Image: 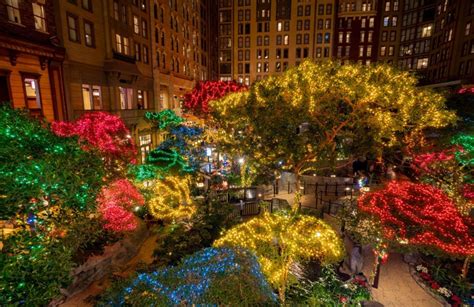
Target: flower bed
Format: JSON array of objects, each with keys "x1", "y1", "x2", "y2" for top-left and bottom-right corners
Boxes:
[{"x1": 413, "y1": 264, "x2": 469, "y2": 307}]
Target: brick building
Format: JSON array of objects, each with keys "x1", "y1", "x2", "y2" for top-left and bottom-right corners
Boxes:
[{"x1": 0, "y1": 0, "x2": 67, "y2": 121}]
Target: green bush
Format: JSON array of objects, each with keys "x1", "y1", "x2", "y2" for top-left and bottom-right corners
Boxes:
[
  {"x1": 287, "y1": 266, "x2": 371, "y2": 306},
  {"x1": 0, "y1": 231, "x2": 74, "y2": 306},
  {"x1": 97, "y1": 247, "x2": 278, "y2": 306}
]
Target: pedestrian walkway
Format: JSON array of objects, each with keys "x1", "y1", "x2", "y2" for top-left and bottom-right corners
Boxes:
[
  {"x1": 273, "y1": 189, "x2": 441, "y2": 307},
  {"x1": 362, "y1": 252, "x2": 442, "y2": 307}
]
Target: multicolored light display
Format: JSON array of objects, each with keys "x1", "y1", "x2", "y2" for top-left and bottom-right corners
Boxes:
[{"x1": 183, "y1": 80, "x2": 247, "y2": 115}]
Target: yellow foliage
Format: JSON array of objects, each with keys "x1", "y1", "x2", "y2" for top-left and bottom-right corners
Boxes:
[
  {"x1": 147, "y1": 176, "x2": 196, "y2": 222},
  {"x1": 214, "y1": 212, "x2": 344, "y2": 300}
]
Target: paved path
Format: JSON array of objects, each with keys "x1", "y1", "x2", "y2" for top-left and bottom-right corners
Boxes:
[
  {"x1": 362, "y1": 252, "x2": 442, "y2": 307},
  {"x1": 61, "y1": 234, "x2": 159, "y2": 307},
  {"x1": 275, "y1": 191, "x2": 441, "y2": 307}
]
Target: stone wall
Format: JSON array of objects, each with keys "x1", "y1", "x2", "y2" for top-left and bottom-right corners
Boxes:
[{"x1": 50, "y1": 223, "x2": 149, "y2": 306}]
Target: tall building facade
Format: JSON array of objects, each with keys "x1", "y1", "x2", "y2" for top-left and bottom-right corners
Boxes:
[
  {"x1": 52, "y1": 0, "x2": 212, "y2": 163},
  {"x1": 218, "y1": 0, "x2": 337, "y2": 84},
  {"x1": 217, "y1": 0, "x2": 474, "y2": 88},
  {"x1": 0, "y1": 0, "x2": 67, "y2": 121}
]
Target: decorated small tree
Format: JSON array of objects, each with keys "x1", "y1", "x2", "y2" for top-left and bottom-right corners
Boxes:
[
  {"x1": 214, "y1": 212, "x2": 344, "y2": 302},
  {"x1": 352, "y1": 181, "x2": 474, "y2": 285},
  {"x1": 97, "y1": 247, "x2": 277, "y2": 306}
]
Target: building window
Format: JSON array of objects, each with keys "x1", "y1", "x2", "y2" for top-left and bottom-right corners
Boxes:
[
  {"x1": 32, "y1": 3, "x2": 47, "y2": 32},
  {"x1": 142, "y1": 19, "x2": 148, "y2": 38},
  {"x1": 277, "y1": 21, "x2": 282, "y2": 31},
  {"x1": 113, "y1": 0, "x2": 119, "y2": 20},
  {"x1": 22, "y1": 75, "x2": 42, "y2": 115},
  {"x1": 119, "y1": 87, "x2": 134, "y2": 109},
  {"x1": 383, "y1": 17, "x2": 390, "y2": 27},
  {"x1": 137, "y1": 90, "x2": 149, "y2": 109},
  {"x1": 135, "y1": 43, "x2": 141, "y2": 61},
  {"x1": 84, "y1": 20, "x2": 95, "y2": 47},
  {"x1": 361, "y1": 18, "x2": 366, "y2": 28},
  {"x1": 359, "y1": 46, "x2": 364, "y2": 57},
  {"x1": 82, "y1": 84, "x2": 101, "y2": 110},
  {"x1": 466, "y1": 23, "x2": 471, "y2": 36},
  {"x1": 416, "y1": 58, "x2": 428, "y2": 69},
  {"x1": 133, "y1": 15, "x2": 140, "y2": 34},
  {"x1": 82, "y1": 0, "x2": 92, "y2": 11},
  {"x1": 380, "y1": 46, "x2": 386, "y2": 56},
  {"x1": 367, "y1": 46, "x2": 372, "y2": 57},
  {"x1": 67, "y1": 13, "x2": 80, "y2": 42},
  {"x1": 346, "y1": 32, "x2": 351, "y2": 43},
  {"x1": 115, "y1": 34, "x2": 129, "y2": 55},
  {"x1": 369, "y1": 17, "x2": 375, "y2": 28},
  {"x1": 421, "y1": 24, "x2": 433, "y2": 37},
  {"x1": 6, "y1": 0, "x2": 21, "y2": 24},
  {"x1": 385, "y1": 1, "x2": 390, "y2": 11},
  {"x1": 143, "y1": 46, "x2": 149, "y2": 63},
  {"x1": 388, "y1": 46, "x2": 394, "y2": 56},
  {"x1": 139, "y1": 134, "x2": 152, "y2": 163}
]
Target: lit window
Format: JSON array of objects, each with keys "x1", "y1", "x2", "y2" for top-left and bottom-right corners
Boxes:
[
  {"x1": 359, "y1": 46, "x2": 364, "y2": 57},
  {"x1": 346, "y1": 32, "x2": 351, "y2": 43},
  {"x1": 139, "y1": 134, "x2": 151, "y2": 163},
  {"x1": 380, "y1": 46, "x2": 386, "y2": 56},
  {"x1": 113, "y1": 0, "x2": 119, "y2": 20},
  {"x1": 367, "y1": 46, "x2": 372, "y2": 57},
  {"x1": 369, "y1": 17, "x2": 375, "y2": 28},
  {"x1": 115, "y1": 34, "x2": 129, "y2": 55},
  {"x1": 416, "y1": 58, "x2": 428, "y2": 69},
  {"x1": 137, "y1": 90, "x2": 149, "y2": 109},
  {"x1": 466, "y1": 23, "x2": 471, "y2": 36},
  {"x1": 133, "y1": 16, "x2": 140, "y2": 34},
  {"x1": 84, "y1": 20, "x2": 95, "y2": 47},
  {"x1": 67, "y1": 14, "x2": 80, "y2": 42},
  {"x1": 82, "y1": 0, "x2": 92, "y2": 11},
  {"x1": 82, "y1": 84, "x2": 101, "y2": 110},
  {"x1": 6, "y1": 0, "x2": 21, "y2": 24},
  {"x1": 143, "y1": 46, "x2": 149, "y2": 63},
  {"x1": 421, "y1": 24, "x2": 433, "y2": 37},
  {"x1": 277, "y1": 21, "x2": 282, "y2": 32},
  {"x1": 32, "y1": 3, "x2": 47, "y2": 32},
  {"x1": 135, "y1": 43, "x2": 141, "y2": 61},
  {"x1": 23, "y1": 76, "x2": 42, "y2": 115},
  {"x1": 142, "y1": 20, "x2": 147, "y2": 38},
  {"x1": 119, "y1": 87, "x2": 134, "y2": 109},
  {"x1": 385, "y1": 1, "x2": 390, "y2": 11}
]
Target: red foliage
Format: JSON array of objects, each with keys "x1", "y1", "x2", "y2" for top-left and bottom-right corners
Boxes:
[
  {"x1": 183, "y1": 81, "x2": 246, "y2": 115},
  {"x1": 52, "y1": 112, "x2": 137, "y2": 163},
  {"x1": 358, "y1": 181, "x2": 474, "y2": 256},
  {"x1": 96, "y1": 179, "x2": 145, "y2": 232},
  {"x1": 463, "y1": 184, "x2": 474, "y2": 200},
  {"x1": 412, "y1": 150, "x2": 455, "y2": 174}
]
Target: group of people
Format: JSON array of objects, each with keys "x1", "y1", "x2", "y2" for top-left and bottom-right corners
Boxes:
[{"x1": 352, "y1": 156, "x2": 397, "y2": 187}]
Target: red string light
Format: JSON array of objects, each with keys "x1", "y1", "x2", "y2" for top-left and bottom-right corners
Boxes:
[
  {"x1": 412, "y1": 150, "x2": 455, "y2": 174},
  {"x1": 358, "y1": 181, "x2": 474, "y2": 257},
  {"x1": 183, "y1": 81, "x2": 246, "y2": 115},
  {"x1": 52, "y1": 112, "x2": 137, "y2": 163},
  {"x1": 96, "y1": 179, "x2": 145, "y2": 232}
]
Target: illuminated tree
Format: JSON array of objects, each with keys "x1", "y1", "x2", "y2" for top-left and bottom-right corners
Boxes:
[
  {"x1": 214, "y1": 212, "x2": 344, "y2": 302},
  {"x1": 52, "y1": 112, "x2": 137, "y2": 167},
  {"x1": 183, "y1": 81, "x2": 247, "y2": 117},
  {"x1": 98, "y1": 247, "x2": 277, "y2": 306},
  {"x1": 145, "y1": 175, "x2": 196, "y2": 222},
  {"x1": 357, "y1": 181, "x2": 474, "y2": 257},
  {"x1": 412, "y1": 134, "x2": 473, "y2": 214},
  {"x1": 96, "y1": 179, "x2": 145, "y2": 232},
  {"x1": 0, "y1": 107, "x2": 104, "y2": 219},
  {"x1": 210, "y1": 61, "x2": 456, "y2": 204}
]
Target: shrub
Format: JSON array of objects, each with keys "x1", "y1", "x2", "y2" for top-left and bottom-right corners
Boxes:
[{"x1": 97, "y1": 247, "x2": 277, "y2": 306}]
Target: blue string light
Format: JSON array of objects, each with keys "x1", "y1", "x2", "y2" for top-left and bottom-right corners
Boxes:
[{"x1": 109, "y1": 247, "x2": 277, "y2": 305}]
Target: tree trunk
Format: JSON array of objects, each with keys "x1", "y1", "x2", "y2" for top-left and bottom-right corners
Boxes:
[
  {"x1": 293, "y1": 171, "x2": 302, "y2": 212},
  {"x1": 462, "y1": 256, "x2": 471, "y2": 279}
]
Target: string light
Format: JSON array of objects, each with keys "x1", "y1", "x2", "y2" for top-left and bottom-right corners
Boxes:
[
  {"x1": 183, "y1": 80, "x2": 247, "y2": 116},
  {"x1": 146, "y1": 176, "x2": 196, "y2": 222},
  {"x1": 106, "y1": 247, "x2": 277, "y2": 305},
  {"x1": 52, "y1": 112, "x2": 137, "y2": 163},
  {"x1": 145, "y1": 109, "x2": 184, "y2": 130},
  {"x1": 96, "y1": 179, "x2": 145, "y2": 232},
  {"x1": 358, "y1": 181, "x2": 474, "y2": 257},
  {"x1": 214, "y1": 212, "x2": 344, "y2": 300}
]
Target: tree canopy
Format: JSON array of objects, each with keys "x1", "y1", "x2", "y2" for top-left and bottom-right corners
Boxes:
[{"x1": 209, "y1": 61, "x2": 457, "y2": 184}]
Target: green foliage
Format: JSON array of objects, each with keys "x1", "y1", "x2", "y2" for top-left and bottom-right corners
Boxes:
[
  {"x1": 145, "y1": 110, "x2": 184, "y2": 130},
  {"x1": 0, "y1": 107, "x2": 105, "y2": 219},
  {"x1": 153, "y1": 198, "x2": 236, "y2": 266},
  {"x1": 287, "y1": 266, "x2": 371, "y2": 306},
  {"x1": 0, "y1": 231, "x2": 75, "y2": 306},
  {"x1": 210, "y1": 61, "x2": 456, "y2": 183}
]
